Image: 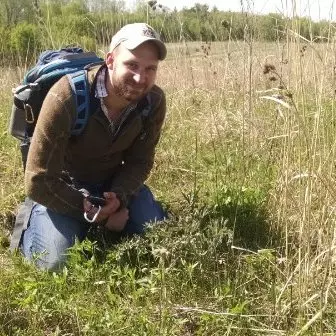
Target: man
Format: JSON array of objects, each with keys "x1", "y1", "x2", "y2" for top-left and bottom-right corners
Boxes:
[{"x1": 19, "y1": 23, "x2": 167, "y2": 270}]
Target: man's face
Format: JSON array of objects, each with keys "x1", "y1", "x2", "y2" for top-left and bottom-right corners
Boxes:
[{"x1": 106, "y1": 41, "x2": 159, "y2": 103}]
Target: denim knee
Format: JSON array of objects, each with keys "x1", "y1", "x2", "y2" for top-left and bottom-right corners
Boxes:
[
  {"x1": 21, "y1": 204, "x2": 89, "y2": 271},
  {"x1": 124, "y1": 185, "x2": 166, "y2": 235}
]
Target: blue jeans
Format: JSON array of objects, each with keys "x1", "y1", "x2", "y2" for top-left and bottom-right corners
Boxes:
[{"x1": 20, "y1": 185, "x2": 166, "y2": 271}]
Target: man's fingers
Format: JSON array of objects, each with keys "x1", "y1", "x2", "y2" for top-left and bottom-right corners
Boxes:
[
  {"x1": 103, "y1": 192, "x2": 120, "y2": 209},
  {"x1": 83, "y1": 198, "x2": 94, "y2": 212},
  {"x1": 83, "y1": 192, "x2": 120, "y2": 223},
  {"x1": 120, "y1": 208, "x2": 129, "y2": 218},
  {"x1": 103, "y1": 192, "x2": 116, "y2": 199},
  {"x1": 104, "y1": 208, "x2": 129, "y2": 232},
  {"x1": 115, "y1": 208, "x2": 129, "y2": 222}
]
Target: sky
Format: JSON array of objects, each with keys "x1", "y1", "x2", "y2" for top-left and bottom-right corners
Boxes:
[{"x1": 127, "y1": 0, "x2": 336, "y2": 21}]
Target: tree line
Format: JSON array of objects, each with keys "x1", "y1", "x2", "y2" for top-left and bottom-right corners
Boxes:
[{"x1": 0, "y1": 0, "x2": 334, "y2": 63}]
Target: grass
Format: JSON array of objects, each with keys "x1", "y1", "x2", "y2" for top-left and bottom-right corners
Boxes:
[{"x1": 1, "y1": 35, "x2": 336, "y2": 334}]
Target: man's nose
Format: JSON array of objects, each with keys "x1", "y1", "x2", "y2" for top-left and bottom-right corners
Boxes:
[{"x1": 133, "y1": 72, "x2": 146, "y2": 84}]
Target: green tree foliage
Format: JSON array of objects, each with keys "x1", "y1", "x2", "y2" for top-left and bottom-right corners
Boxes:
[
  {"x1": 88, "y1": 0, "x2": 125, "y2": 12},
  {"x1": 62, "y1": 0, "x2": 89, "y2": 15},
  {"x1": 0, "y1": 27, "x2": 11, "y2": 55},
  {"x1": 0, "y1": 0, "x2": 335, "y2": 61},
  {"x1": 10, "y1": 22, "x2": 41, "y2": 56},
  {"x1": 187, "y1": 3, "x2": 210, "y2": 20},
  {"x1": 257, "y1": 13, "x2": 286, "y2": 41},
  {"x1": 0, "y1": 0, "x2": 35, "y2": 26}
]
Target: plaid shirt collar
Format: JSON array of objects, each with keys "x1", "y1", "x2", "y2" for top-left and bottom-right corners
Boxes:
[{"x1": 95, "y1": 67, "x2": 108, "y2": 98}]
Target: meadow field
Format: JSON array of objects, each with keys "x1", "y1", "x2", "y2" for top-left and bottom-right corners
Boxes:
[{"x1": 1, "y1": 37, "x2": 336, "y2": 335}]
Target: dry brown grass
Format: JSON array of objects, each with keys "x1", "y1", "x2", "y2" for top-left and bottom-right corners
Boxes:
[{"x1": 154, "y1": 39, "x2": 336, "y2": 333}]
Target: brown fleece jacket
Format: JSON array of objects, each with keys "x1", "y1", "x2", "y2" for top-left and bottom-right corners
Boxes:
[{"x1": 24, "y1": 65, "x2": 166, "y2": 220}]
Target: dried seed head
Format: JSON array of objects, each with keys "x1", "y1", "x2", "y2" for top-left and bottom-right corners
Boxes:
[
  {"x1": 263, "y1": 63, "x2": 276, "y2": 74},
  {"x1": 147, "y1": 0, "x2": 157, "y2": 7},
  {"x1": 221, "y1": 20, "x2": 230, "y2": 29},
  {"x1": 285, "y1": 91, "x2": 293, "y2": 99},
  {"x1": 300, "y1": 45, "x2": 307, "y2": 57}
]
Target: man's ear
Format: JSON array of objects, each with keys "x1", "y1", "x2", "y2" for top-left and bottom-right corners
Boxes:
[{"x1": 106, "y1": 52, "x2": 114, "y2": 69}]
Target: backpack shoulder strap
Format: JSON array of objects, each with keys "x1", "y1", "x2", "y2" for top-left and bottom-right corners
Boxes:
[
  {"x1": 139, "y1": 90, "x2": 165, "y2": 140},
  {"x1": 142, "y1": 93, "x2": 152, "y2": 118},
  {"x1": 66, "y1": 70, "x2": 90, "y2": 136},
  {"x1": 138, "y1": 94, "x2": 151, "y2": 140},
  {"x1": 143, "y1": 89, "x2": 164, "y2": 119},
  {"x1": 9, "y1": 197, "x2": 34, "y2": 251}
]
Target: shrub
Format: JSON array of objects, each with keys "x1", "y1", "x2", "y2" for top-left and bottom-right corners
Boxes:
[
  {"x1": 10, "y1": 22, "x2": 41, "y2": 57},
  {"x1": 0, "y1": 26, "x2": 12, "y2": 61},
  {"x1": 79, "y1": 36, "x2": 97, "y2": 52}
]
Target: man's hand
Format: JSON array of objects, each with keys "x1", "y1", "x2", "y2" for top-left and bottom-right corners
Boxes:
[
  {"x1": 104, "y1": 208, "x2": 129, "y2": 232},
  {"x1": 83, "y1": 192, "x2": 120, "y2": 223}
]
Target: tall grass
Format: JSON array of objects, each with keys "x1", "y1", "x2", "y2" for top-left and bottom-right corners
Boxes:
[{"x1": 1, "y1": 16, "x2": 336, "y2": 336}]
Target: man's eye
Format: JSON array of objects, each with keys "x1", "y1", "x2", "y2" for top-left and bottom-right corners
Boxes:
[{"x1": 128, "y1": 63, "x2": 138, "y2": 70}]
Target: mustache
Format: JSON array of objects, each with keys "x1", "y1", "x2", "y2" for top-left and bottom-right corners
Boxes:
[{"x1": 125, "y1": 79, "x2": 146, "y2": 89}]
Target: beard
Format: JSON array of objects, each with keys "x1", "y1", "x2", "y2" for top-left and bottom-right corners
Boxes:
[{"x1": 112, "y1": 74, "x2": 149, "y2": 103}]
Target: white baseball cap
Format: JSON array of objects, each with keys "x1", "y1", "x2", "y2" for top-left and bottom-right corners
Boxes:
[{"x1": 109, "y1": 23, "x2": 167, "y2": 60}]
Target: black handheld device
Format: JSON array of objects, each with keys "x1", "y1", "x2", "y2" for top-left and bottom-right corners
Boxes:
[{"x1": 87, "y1": 195, "x2": 107, "y2": 207}]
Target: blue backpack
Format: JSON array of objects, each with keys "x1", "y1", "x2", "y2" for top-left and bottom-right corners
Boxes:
[{"x1": 8, "y1": 47, "x2": 104, "y2": 169}]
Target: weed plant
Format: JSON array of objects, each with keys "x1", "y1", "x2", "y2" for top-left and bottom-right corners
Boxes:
[{"x1": 1, "y1": 12, "x2": 336, "y2": 336}]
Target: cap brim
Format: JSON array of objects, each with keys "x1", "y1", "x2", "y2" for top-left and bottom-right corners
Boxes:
[{"x1": 122, "y1": 37, "x2": 167, "y2": 60}]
